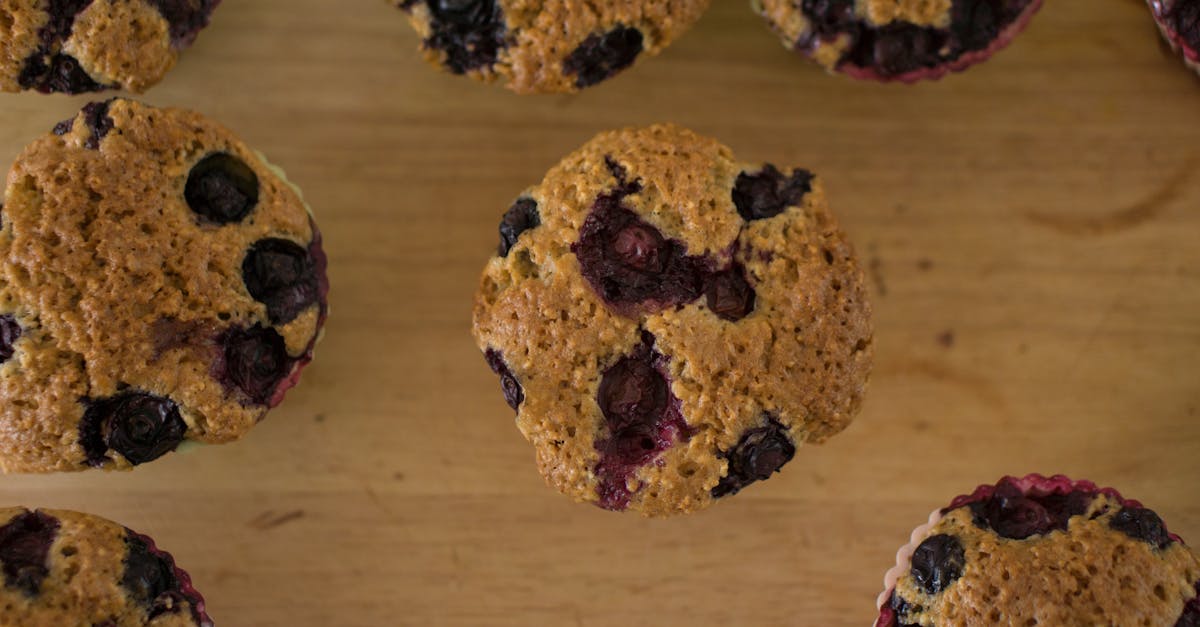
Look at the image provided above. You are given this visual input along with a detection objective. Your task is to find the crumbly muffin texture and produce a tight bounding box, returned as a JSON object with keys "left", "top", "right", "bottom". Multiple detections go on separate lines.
{"left": 0, "top": 0, "right": 220, "bottom": 94}
{"left": 880, "top": 476, "right": 1200, "bottom": 626}
{"left": 0, "top": 507, "right": 212, "bottom": 627}
{"left": 393, "top": 0, "right": 711, "bottom": 94}
{"left": 472, "top": 124, "right": 873, "bottom": 517}
{"left": 0, "top": 98, "right": 328, "bottom": 473}
{"left": 756, "top": 0, "right": 1044, "bottom": 81}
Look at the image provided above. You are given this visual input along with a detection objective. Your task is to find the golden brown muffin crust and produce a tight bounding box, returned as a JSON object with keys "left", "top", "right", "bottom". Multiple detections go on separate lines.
{"left": 473, "top": 124, "right": 872, "bottom": 516}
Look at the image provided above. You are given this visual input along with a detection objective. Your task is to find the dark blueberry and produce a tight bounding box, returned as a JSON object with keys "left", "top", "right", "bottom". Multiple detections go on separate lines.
{"left": 53, "top": 99, "right": 115, "bottom": 150}
{"left": 966, "top": 480, "right": 1091, "bottom": 540}
{"left": 597, "top": 346, "right": 668, "bottom": 434}
{"left": 217, "top": 325, "right": 292, "bottom": 405}
{"left": 705, "top": 264, "right": 756, "bottom": 322}
{"left": 868, "top": 24, "right": 942, "bottom": 76}
{"left": 711, "top": 418, "right": 795, "bottom": 498}
{"left": 799, "top": 0, "right": 1030, "bottom": 77}
{"left": 18, "top": 52, "right": 107, "bottom": 94}
{"left": 910, "top": 534, "right": 965, "bottom": 595}
{"left": 1109, "top": 507, "right": 1172, "bottom": 549}
{"left": 593, "top": 335, "right": 690, "bottom": 510}
{"left": 572, "top": 189, "right": 709, "bottom": 316}
{"left": 1038, "top": 489, "right": 1094, "bottom": 524}
{"left": 1177, "top": 581, "right": 1200, "bottom": 627}
{"left": 497, "top": 197, "right": 540, "bottom": 257}
{"left": 563, "top": 25, "right": 644, "bottom": 88}
{"left": 17, "top": 0, "right": 108, "bottom": 94}
{"left": 890, "top": 593, "right": 921, "bottom": 626}
{"left": 484, "top": 349, "right": 523, "bottom": 411}
{"left": 422, "top": 0, "right": 507, "bottom": 74}
{"left": 146, "top": 0, "right": 220, "bottom": 47}
{"left": 122, "top": 533, "right": 184, "bottom": 619}
{"left": 185, "top": 153, "right": 260, "bottom": 225}
{"left": 0, "top": 511, "right": 59, "bottom": 596}
{"left": 948, "top": 0, "right": 1022, "bottom": 52}
{"left": 243, "top": 239, "right": 319, "bottom": 325}
{"left": 732, "top": 165, "right": 814, "bottom": 222}
{"left": 79, "top": 393, "right": 187, "bottom": 466}
{"left": 0, "top": 314, "right": 21, "bottom": 364}
{"left": 1168, "top": 0, "right": 1200, "bottom": 51}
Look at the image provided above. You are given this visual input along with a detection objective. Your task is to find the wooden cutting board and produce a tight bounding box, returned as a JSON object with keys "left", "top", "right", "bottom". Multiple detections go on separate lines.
{"left": 0, "top": 1, "right": 1197, "bottom": 625}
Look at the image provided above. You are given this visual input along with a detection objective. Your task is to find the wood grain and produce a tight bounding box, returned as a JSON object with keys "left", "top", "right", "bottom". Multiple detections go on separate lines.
{"left": 1, "top": 1, "right": 1198, "bottom": 625}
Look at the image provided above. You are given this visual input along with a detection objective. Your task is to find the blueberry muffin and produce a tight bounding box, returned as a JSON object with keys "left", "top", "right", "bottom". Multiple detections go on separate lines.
{"left": 0, "top": 507, "right": 212, "bottom": 626}
{"left": 0, "top": 0, "right": 220, "bottom": 94}
{"left": 472, "top": 124, "right": 873, "bottom": 516}
{"left": 755, "top": 0, "right": 1044, "bottom": 82}
{"left": 392, "top": 0, "right": 711, "bottom": 94}
{"left": 0, "top": 98, "right": 328, "bottom": 473}
{"left": 1149, "top": 1, "right": 1200, "bottom": 75}
{"left": 875, "top": 474, "right": 1200, "bottom": 626}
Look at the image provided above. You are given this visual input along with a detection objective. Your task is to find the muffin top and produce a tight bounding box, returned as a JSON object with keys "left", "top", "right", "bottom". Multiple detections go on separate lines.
{"left": 473, "top": 124, "right": 872, "bottom": 516}
{"left": 0, "top": 98, "right": 328, "bottom": 473}
{"left": 0, "top": 507, "right": 211, "bottom": 626}
{"left": 394, "top": 0, "right": 711, "bottom": 94}
{"left": 755, "top": 0, "right": 1044, "bottom": 81}
{"left": 878, "top": 475, "right": 1200, "bottom": 626}
{"left": 0, "top": 0, "right": 221, "bottom": 94}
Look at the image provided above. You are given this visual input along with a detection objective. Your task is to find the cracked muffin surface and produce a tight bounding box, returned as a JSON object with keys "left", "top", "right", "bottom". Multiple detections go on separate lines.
{"left": 473, "top": 124, "right": 872, "bottom": 517}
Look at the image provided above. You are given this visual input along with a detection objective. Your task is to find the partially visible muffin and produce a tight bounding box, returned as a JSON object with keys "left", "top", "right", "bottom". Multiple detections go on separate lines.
{"left": 392, "top": 0, "right": 710, "bottom": 94}
{"left": 473, "top": 124, "right": 872, "bottom": 516}
{"left": 1148, "top": 0, "right": 1200, "bottom": 75}
{"left": 755, "top": 0, "right": 1044, "bottom": 82}
{"left": 0, "top": 98, "right": 328, "bottom": 473}
{"left": 875, "top": 474, "right": 1200, "bottom": 626}
{"left": 0, "top": 507, "right": 212, "bottom": 626}
{"left": 0, "top": 0, "right": 221, "bottom": 94}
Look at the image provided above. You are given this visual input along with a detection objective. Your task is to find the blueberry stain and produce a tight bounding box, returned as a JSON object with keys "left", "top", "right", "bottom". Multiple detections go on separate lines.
{"left": 0, "top": 315, "right": 21, "bottom": 364}
{"left": 484, "top": 348, "right": 523, "bottom": 411}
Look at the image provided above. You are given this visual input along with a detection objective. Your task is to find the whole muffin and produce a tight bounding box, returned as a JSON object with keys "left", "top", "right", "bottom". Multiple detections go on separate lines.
{"left": 392, "top": 0, "right": 711, "bottom": 94}
{"left": 1148, "top": 0, "right": 1200, "bottom": 74}
{"left": 472, "top": 124, "right": 873, "bottom": 516}
{"left": 755, "top": 0, "right": 1044, "bottom": 82}
{"left": 0, "top": 507, "right": 212, "bottom": 626}
{"left": 0, "top": 98, "right": 328, "bottom": 473}
{"left": 0, "top": 0, "right": 221, "bottom": 94}
{"left": 875, "top": 474, "right": 1200, "bottom": 626}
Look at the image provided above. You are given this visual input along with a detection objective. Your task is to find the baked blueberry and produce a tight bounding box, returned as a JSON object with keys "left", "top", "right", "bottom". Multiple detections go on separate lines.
{"left": 186, "top": 153, "right": 260, "bottom": 225}
{"left": 79, "top": 393, "right": 187, "bottom": 466}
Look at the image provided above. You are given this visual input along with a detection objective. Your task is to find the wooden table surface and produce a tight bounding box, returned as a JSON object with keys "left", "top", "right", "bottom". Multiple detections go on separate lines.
{"left": 1, "top": 1, "right": 1199, "bottom": 625}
